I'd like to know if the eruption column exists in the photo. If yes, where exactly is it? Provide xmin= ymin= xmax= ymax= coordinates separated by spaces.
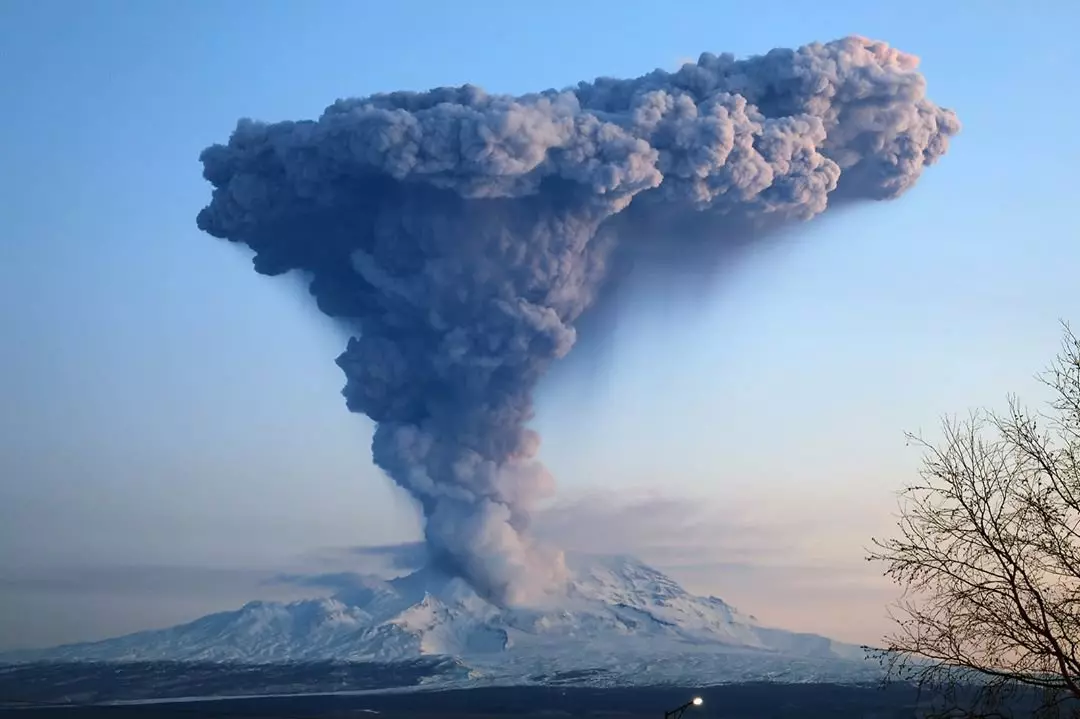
xmin=196 ymin=37 xmax=960 ymax=604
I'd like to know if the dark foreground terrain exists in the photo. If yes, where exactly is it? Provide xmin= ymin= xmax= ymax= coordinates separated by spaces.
xmin=2 ymin=683 xmax=922 ymax=719
xmin=1 ymin=663 xmax=1072 ymax=719
xmin=0 ymin=661 xmax=461 ymax=706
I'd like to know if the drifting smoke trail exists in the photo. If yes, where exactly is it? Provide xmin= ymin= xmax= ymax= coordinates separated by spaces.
xmin=196 ymin=36 xmax=960 ymax=605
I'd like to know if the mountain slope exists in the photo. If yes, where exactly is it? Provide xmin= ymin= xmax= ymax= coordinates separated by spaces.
xmin=1 ymin=555 xmax=877 ymax=686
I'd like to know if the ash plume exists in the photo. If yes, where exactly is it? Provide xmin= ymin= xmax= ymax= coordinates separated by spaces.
xmin=196 ymin=36 xmax=960 ymax=605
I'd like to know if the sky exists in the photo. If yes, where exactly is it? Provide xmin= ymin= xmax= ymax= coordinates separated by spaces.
xmin=1 ymin=0 xmax=1078 ymax=652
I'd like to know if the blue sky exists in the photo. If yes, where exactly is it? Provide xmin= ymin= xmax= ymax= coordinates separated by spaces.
xmin=1 ymin=0 xmax=1078 ymax=650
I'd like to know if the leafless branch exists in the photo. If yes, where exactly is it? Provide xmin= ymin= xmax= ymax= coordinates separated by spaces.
xmin=867 ymin=321 xmax=1080 ymax=719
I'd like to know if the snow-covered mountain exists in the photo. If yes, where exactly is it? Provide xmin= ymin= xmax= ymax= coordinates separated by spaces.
xmin=1 ymin=555 xmax=879 ymax=687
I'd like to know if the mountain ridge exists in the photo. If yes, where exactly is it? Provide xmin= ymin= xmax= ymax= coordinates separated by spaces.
xmin=1 ymin=554 xmax=878 ymax=686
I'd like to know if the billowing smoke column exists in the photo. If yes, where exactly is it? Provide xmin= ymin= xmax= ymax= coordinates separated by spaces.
xmin=196 ymin=36 xmax=959 ymax=604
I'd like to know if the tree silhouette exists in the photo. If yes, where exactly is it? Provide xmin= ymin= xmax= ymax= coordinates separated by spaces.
xmin=868 ymin=322 xmax=1080 ymax=719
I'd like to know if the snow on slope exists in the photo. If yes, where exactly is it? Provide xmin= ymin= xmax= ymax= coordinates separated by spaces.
xmin=1 ymin=555 xmax=878 ymax=686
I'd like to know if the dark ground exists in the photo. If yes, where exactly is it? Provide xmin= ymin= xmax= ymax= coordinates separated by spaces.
xmin=1 ymin=663 xmax=1072 ymax=719
xmin=2 ymin=683 xmax=926 ymax=719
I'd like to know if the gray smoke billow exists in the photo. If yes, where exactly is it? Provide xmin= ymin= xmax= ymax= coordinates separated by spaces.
xmin=196 ymin=36 xmax=960 ymax=605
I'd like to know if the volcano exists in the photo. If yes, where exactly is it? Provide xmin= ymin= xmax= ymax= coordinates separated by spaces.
xmin=1 ymin=555 xmax=878 ymax=687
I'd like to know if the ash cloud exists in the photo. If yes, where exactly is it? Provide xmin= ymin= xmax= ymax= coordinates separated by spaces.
xmin=196 ymin=36 xmax=959 ymax=606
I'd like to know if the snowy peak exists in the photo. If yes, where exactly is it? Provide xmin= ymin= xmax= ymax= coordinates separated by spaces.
xmin=1 ymin=555 xmax=873 ymax=685
xmin=568 ymin=554 xmax=692 ymax=605
xmin=388 ymin=569 xmax=492 ymax=613
xmin=567 ymin=555 xmax=748 ymax=617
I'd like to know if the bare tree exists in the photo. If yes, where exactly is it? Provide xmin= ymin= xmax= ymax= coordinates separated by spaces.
xmin=868 ymin=322 xmax=1080 ymax=719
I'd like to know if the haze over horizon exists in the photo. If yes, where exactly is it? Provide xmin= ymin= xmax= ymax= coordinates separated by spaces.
xmin=2 ymin=0 xmax=1079 ymax=654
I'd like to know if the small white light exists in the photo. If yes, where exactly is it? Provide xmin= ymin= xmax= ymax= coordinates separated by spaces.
xmin=692 ymin=698 xmax=703 ymax=706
